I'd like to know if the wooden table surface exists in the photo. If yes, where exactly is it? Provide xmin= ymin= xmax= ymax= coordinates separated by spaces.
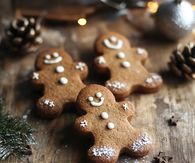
xmin=0 ymin=0 xmax=195 ymax=163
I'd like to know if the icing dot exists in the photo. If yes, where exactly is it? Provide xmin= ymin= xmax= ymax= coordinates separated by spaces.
xmin=107 ymin=122 xmax=115 ymax=129
xmin=116 ymin=52 xmax=125 ymax=59
xmin=45 ymin=55 xmax=51 ymax=59
xmin=56 ymin=66 xmax=64 ymax=73
xmin=88 ymin=96 xmax=94 ymax=102
xmin=96 ymin=92 xmax=102 ymax=98
xmin=121 ymin=61 xmax=131 ymax=68
xmin=101 ymin=112 xmax=109 ymax=120
xmin=53 ymin=52 xmax=59 ymax=58
xmin=59 ymin=77 xmax=68 ymax=85
xmin=136 ymin=48 xmax=146 ymax=55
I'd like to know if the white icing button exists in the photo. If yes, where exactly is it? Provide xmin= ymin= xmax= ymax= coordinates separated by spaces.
xmin=56 ymin=66 xmax=64 ymax=73
xmin=101 ymin=112 xmax=109 ymax=120
xmin=59 ymin=77 xmax=68 ymax=85
xmin=116 ymin=52 xmax=125 ymax=59
xmin=53 ymin=52 xmax=59 ymax=57
xmin=107 ymin=122 xmax=115 ymax=129
xmin=96 ymin=92 xmax=102 ymax=98
xmin=121 ymin=61 xmax=131 ymax=68
xmin=88 ymin=96 xmax=94 ymax=102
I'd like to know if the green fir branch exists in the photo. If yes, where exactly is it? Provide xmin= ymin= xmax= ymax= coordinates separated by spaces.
xmin=0 ymin=98 xmax=35 ymax=160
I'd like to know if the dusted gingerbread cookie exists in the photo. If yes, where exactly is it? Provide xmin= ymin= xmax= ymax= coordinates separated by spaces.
xmin=95 ymin=32 xmax=163 ymax=99
xmin=75 ymin=84 xmax=152 ymax=163
xmin=32 ymin=48 xmax=88 ymax=118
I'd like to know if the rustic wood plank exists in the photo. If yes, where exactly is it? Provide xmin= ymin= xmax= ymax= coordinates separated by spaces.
xmin=0 ymin=1 xmax=195 ymax=163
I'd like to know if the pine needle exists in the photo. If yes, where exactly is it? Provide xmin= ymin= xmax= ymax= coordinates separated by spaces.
xmin=0 ymin=98 xmax=35 ymax=160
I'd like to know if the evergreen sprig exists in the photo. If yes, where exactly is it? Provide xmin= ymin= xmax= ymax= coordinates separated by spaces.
xmin=0 ymin=99 xmax=35 ymax=160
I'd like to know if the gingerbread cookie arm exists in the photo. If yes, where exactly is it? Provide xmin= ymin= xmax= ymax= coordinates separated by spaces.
xmin=137 ymin=73 xmax=163 ymax=93
xmin=94 ymin=56 xmax=109 ymax=73
xmin=117 ymin=101 xmax=135 ymax=119
xmin=75 ymin=116 xmax=92 ymax=134
xmin=132 ymin=48 xmax=148 ymax=64
xmin=31 ymin=71 xmax=45 ymax=86
xmin=126 ymin=132 xmax=152 ymax=157
xmin=74 ymin=62 xmax=88 ymax=80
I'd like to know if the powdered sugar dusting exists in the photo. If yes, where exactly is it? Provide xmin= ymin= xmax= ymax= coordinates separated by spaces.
xmin=106 ymin=81 xmax=126 ymax=90
xmin=131 ymin=134 xmax=152 ymax=152
xmin=90 ymin=146 xmax=116 ymax=159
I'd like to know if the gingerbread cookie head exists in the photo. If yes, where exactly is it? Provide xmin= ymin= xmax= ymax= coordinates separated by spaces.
xmin=95 ymin=32 xmax=163 ymax=99
xmin=35 ymin=49 xmax=73 ymax=69
xmin=75 ymin=84 xmax=152 ymax=163
xmin=32 ymin=48 xmax=88 ymax=118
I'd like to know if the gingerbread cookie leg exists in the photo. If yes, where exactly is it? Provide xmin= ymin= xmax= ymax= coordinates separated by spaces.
xmin=88 ymin=144 xmax=120 ymax=163
xmin=137 ymin=73 xmax=163 ymax=93
xmin=126 ymin=133 xmax=152 ymax=157
xmin=133 ymin=47 xmax=148 ymax=64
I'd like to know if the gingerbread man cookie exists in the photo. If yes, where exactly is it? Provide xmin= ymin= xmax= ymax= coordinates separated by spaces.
xmin=32 ymin=48 xmax=88 ymax=118
xmin=75 ymin=84 xmax=152 ymax=163
xmin=95 ymin=32 xmax=163 ymax=99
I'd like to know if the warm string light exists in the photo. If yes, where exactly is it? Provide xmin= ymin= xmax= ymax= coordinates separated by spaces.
xmin=77 ymin=18 xmax=87 ymax=26
xmin=193 ymin=5 xmax=195 ymax=10
xmin=147 ymin=1 xmax=159 ymax=14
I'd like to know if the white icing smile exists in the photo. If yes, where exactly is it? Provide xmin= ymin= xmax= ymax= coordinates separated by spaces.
xmin=44 ymin=52 xmax=63 ymax=64
xmin=103 ymin=36 xmax=123 ymax=50
xmin=88 ymin=92 xmax=104 ymax=107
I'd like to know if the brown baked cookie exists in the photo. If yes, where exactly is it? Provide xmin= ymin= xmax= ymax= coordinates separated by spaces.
xmin=95 ymin=32 xmax=163 ymax=99
xmin=32 ymin=48 xmax=88 ymax=118
xmin=75 ymin=84 xmax=152 ymax=163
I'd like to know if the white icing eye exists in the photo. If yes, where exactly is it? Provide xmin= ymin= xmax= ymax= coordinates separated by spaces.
xmin=59 ymin=77 xmax=68 ymax=85
xmin=107 ymin=122 xmax=115 ymax=129
xmin=56 ymin=66 xmax=64 ymax=73
xmin=96 ymin=92 xmax=102 ymax=98
xmin=45 ymin=54 xmax=51 ymax=59
xmin=116 ymin=52 xmax=125 ymax=59
xmin=121 ymin=61 xmax=131 ymax=68
xmin=110 ymin=36 xmax=117 ymax=42
xmin=101 ymin=112 xmax=109 ymax=120
xmin=53 ymin=52 xmax=59 ymax=58
xmin=88 ymin=96 xmax=94 ymax=102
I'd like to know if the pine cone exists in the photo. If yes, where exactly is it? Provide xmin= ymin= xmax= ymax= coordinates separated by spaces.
xmin=4 ymin=17 xmax=43 ymax=54
xmin=169 ymin=42 xmax=195 ymax=79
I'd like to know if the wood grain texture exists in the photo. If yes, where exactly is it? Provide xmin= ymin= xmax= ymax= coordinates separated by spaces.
xmin=0 ymin=1 xmax=195 ymax=163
